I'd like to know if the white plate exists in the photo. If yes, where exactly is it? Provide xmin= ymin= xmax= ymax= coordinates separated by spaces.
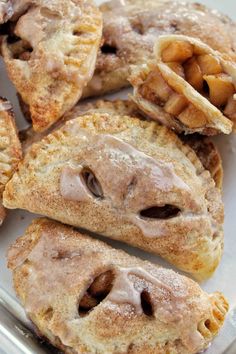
xmin=0 ymin=1 xmax=236 ymax=353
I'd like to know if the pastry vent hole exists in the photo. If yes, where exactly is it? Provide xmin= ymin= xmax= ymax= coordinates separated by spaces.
xmin=140 ymin=205 xmax=181 ymax=220
xmin=78 ymin=270 xmax=114 ymax=317
xmin=140 ymin=290 xmax=154 ymax=317
xmin=81 ymin=168 xmax=104 ymax=199
xmin=101 ymin=44 xmax=117 ymax=55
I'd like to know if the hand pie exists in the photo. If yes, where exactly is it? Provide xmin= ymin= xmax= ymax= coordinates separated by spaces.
xmin=83 ymin=0 xmax=236 ymax=98
xmin=0 ymin=97 xmax=22 ymax=225
xmin=4 ymin=112 xmax=224 ymax=279
xmin=130 ymin=35 xmax=236 ymax=135
xmin=20 ymin=99 xmax=223 ymax=189
xmin=1 ymin=0 xmax=102 ymax=132
xmin=8 ymin=218 xmax=229 ymax=354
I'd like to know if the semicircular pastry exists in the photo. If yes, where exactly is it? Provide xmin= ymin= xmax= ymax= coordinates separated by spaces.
xmin=8 ymin=218 xmax=229 ymax=354
xmin=4 ymin=112 xmax=224 ymax=280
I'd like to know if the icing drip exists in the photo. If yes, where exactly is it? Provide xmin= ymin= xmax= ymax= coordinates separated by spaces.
xmin=59 ymin=132 xmax=194 ymax=237
xmin=107 ymin=267 xmax=172 ymax=315
xmin=129 ymin=215 xmax=166 ymax=238
xmin=60 ymin=166 xmax=92 ymax=202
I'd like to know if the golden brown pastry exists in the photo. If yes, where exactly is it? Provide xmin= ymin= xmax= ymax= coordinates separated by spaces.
xmin=8 ymin=218 xmax=229 ymax=354
xmin=83 ymin=0 xmax=236 ymax=98
xmin=4 ymin=112 xmax=224 ymax=279
xmin=130 ymin=35 xmax=236 ymax=135
xmin=1 ymin=0 xmax=102 ymax=132
xmin=181 ymin=135 xmax=223 ymax=191
xmin=20 ymin=99 xmax=223 ymax=189
xmin=0 ymin=97 xmax=22 ymax=225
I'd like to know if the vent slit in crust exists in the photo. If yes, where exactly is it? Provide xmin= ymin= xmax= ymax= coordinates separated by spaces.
xmin=79 ymin=270 xmax=114 ymax=317
xmin=140 ymin=290 xmax=154 ymax=317
xmin=81 ymin=167 xmax=104 ymax=199
xmin=140 ymin=205 xmax=181 ymax=220
xmin=101 ymin=44 xmax=117 ymax=55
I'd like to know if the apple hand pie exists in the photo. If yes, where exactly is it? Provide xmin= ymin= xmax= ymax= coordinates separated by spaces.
xmin=0 ymin=97 xmax=22 ymax=225
xmin=130 ymin=35 xmax=236 ymax=135
xmin=4 ymin=112 xmax=224 ymax=279
xmin=83 ymin=0 xmax=236 ymax=99
xmin=1 ymin=0 xmax=102 ymax=132
xmin=20 ymin=99 xmax=223 ymax=190
xmin=8 ymin=218 xmax=229 ymax=354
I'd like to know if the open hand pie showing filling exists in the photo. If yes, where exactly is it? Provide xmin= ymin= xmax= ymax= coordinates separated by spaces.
xmin=83 ymin=0 xmax=236 ymax=99
xmin=130 ymin=35 xmax=236 ymax=135
xmin=0 ymin=0 xmax=102 ymax=132
xmin=7 ymin=218 xmax=229 ymax=354
xmin=4 ymin=112 xmax=224 ymax=279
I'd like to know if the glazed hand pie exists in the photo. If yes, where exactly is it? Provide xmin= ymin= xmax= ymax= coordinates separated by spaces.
xmin=20 ymin=99 xmax=223 ymax=189
xmin=83 ymin=0 xmax=236 ymax=99
xmin=1 ymin=0 xmax=102 ymax=132
xmin=130 ymin=35 xmax=236 ymax=135
xmin=8 ymin=218 xmax=229 ymax=354
xmin=4 ymin=112 xmax=224 ymax=279
xmin=0 ymin=97 xmax=22 ymax=225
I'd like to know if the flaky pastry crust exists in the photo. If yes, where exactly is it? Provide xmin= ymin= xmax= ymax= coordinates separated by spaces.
xmin=83 ymin=0 xmax=236 ymax=98
xmin=1 ymin=0 xmax=102 ymax=132
xmin=4 ymin=112 xmax=224 ymax=279
xmin=0 ymin=97 xmax=22 ymax=225
xmin=8 ymin=218 xmax=229 ymax=354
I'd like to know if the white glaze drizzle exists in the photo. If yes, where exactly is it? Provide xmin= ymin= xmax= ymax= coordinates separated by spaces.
xmin=60 ymin=165 xmax=92 ymax=202
xmin=60 ymin=131 xmax=191 ymax=238
xmin=107 ymin=266 xmax=172 ymax=315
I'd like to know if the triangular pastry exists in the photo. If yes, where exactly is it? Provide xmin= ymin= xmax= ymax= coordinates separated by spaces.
xmin=4 ymin=112 xmax=224 ymax=279
xmin=83 ymin=0 xmax=236 ymax=98
xmin=20 ymin=99 xmax=223 ymax=189
xmin=130 ymin=35 xmax=236 ymax=135
xmin=0 ymin=97 xmax=22 ymax=225
xmin=8 ymin=218 xmax=229 ymax=354
xmin=1 ymin=0 xmax=102 ymax=132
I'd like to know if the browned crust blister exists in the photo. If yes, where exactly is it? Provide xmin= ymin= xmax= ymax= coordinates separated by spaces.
xmin=83 ymin=0 xmax=236 ymax=98
xmin=7 ymin=218 xmax=229 ymax=354
xmin=0 ymin=97 xmax=22 ymax=225
xmin=4 ymin=112 xmax=224 ymax=280
xmin=1 ymin=0 xmax=102 ymax=132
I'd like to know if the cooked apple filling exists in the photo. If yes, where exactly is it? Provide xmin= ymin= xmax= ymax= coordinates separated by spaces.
xmin=139 ymin=67 xmax=208 ymax=129
xmin=161 ymin=40 xmax=236 ymax=122
xmin=139 ymin=39 xmax=236 ymax=129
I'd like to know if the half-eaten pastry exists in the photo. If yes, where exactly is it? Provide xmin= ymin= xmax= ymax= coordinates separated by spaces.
xmin=0 ymin=97 xmax=22 ymax=225
xmin=130 ymin=35 xmax=236 ymax=135
xmin=83 ymin=0 xmax=236 ymax=98
xmin=1 ymin=0 xmax=102 ymax=132
xmin=20 ymin=99 xmax=223 ymax=190
xmin=4 ymin=113 xmax=224 ymax=279
xmin=7 ymin=218 xmax=229 ymax=354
